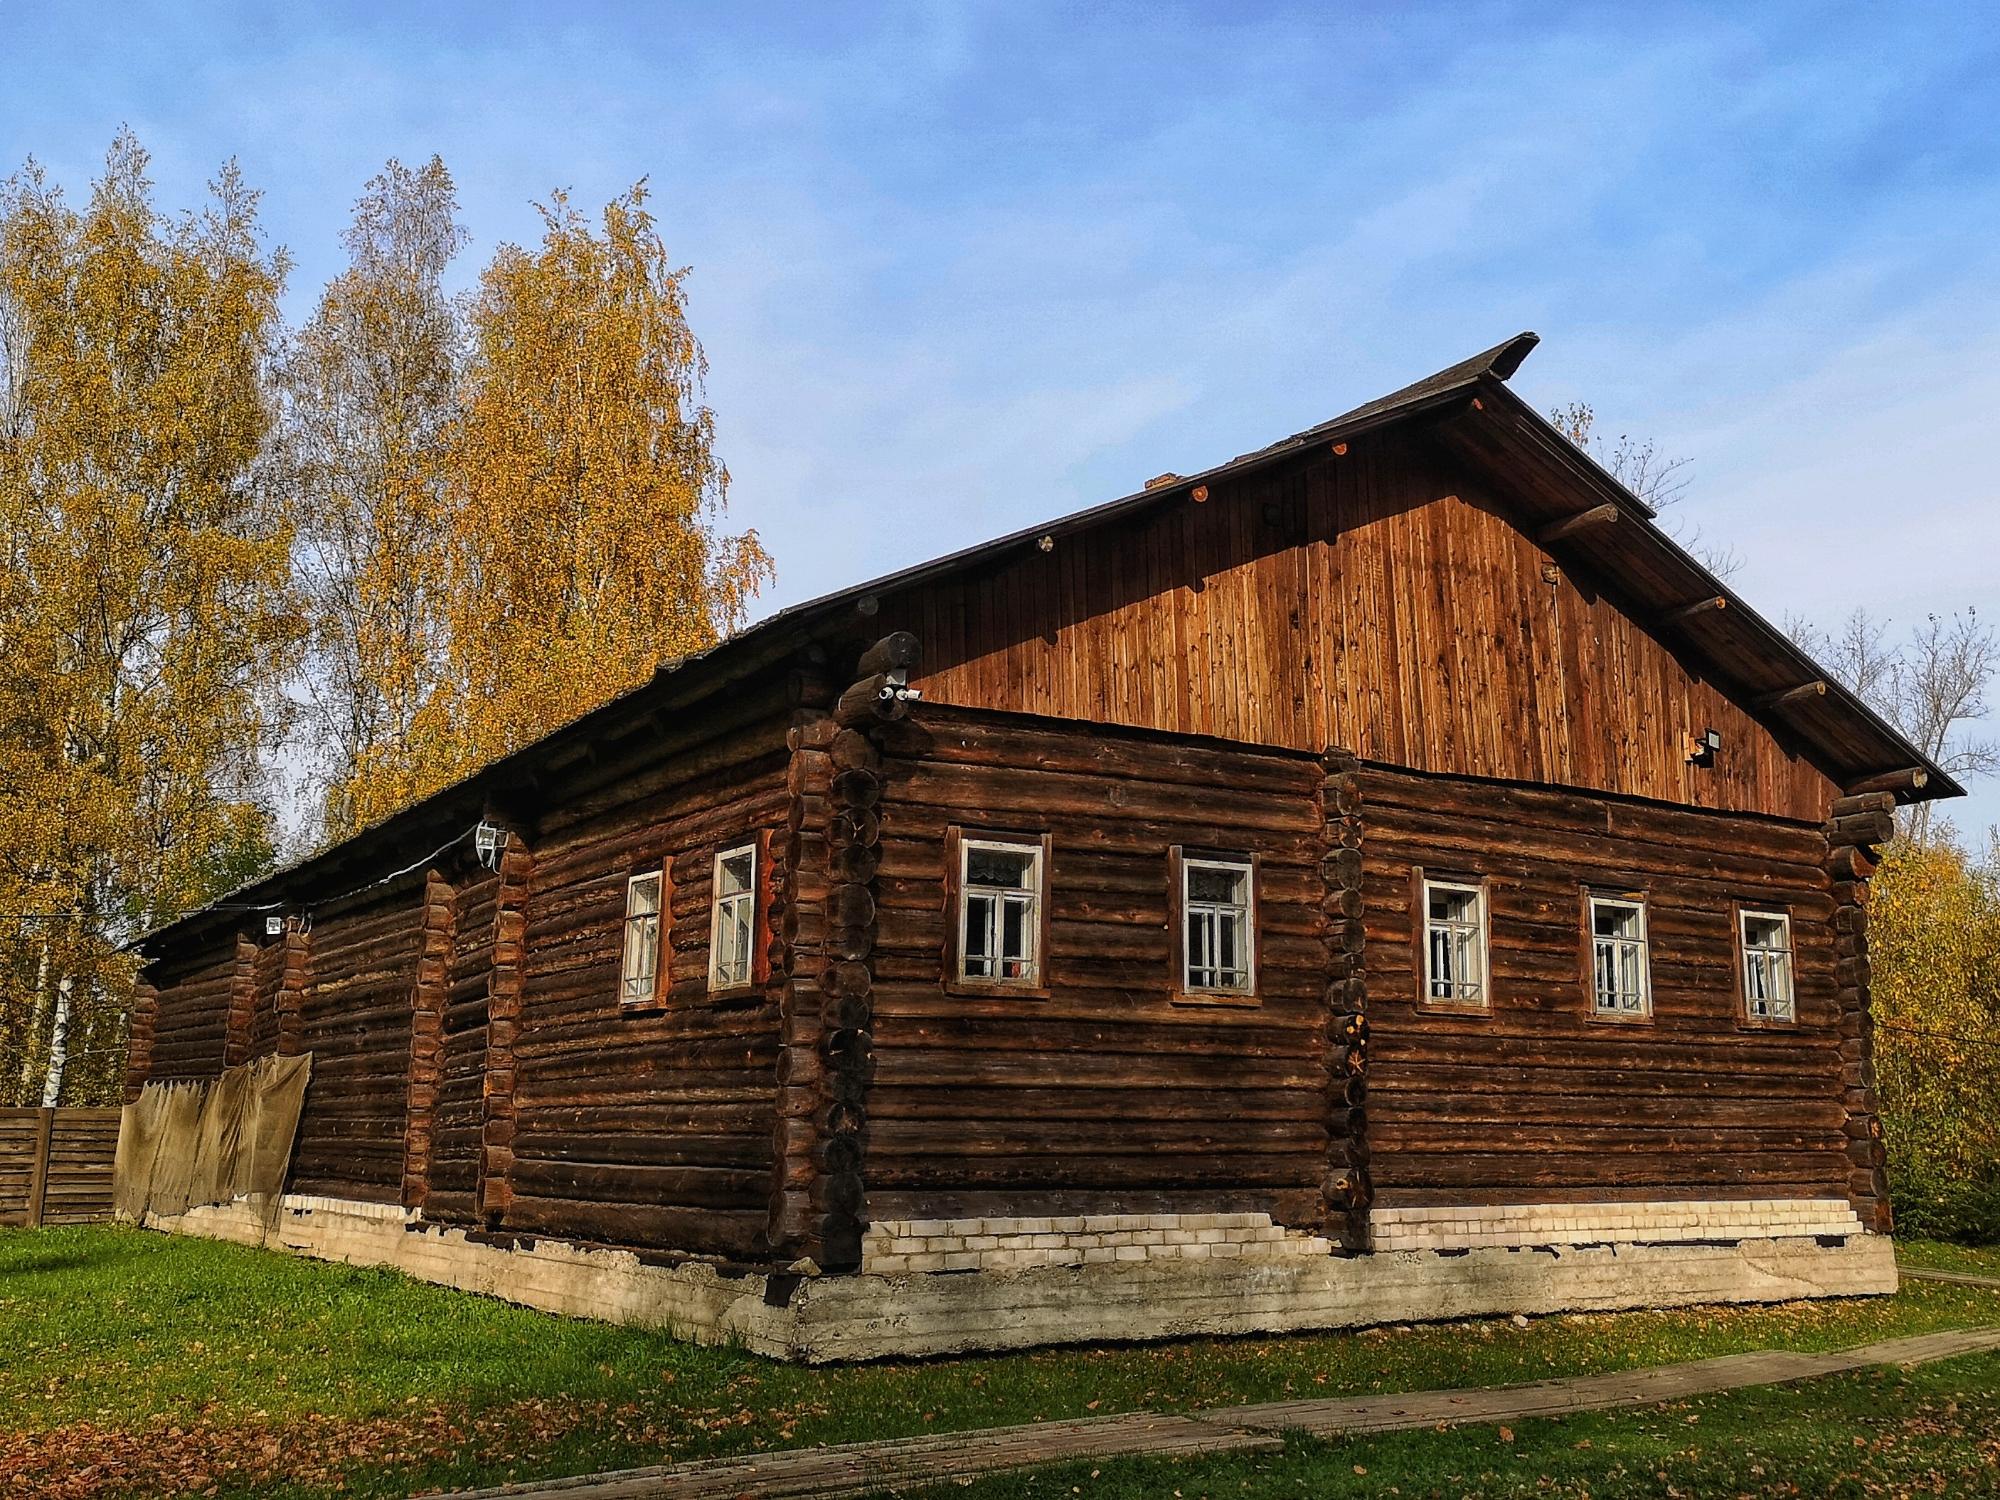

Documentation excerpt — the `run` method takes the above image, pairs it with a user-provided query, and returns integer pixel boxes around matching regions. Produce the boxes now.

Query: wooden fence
[0,1107,121,1227]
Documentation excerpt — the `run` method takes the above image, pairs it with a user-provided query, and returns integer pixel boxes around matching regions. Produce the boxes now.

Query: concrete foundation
[144,1195,1899,1363]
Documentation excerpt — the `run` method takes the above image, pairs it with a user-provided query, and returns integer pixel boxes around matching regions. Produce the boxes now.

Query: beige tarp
[114,1053,312,1222]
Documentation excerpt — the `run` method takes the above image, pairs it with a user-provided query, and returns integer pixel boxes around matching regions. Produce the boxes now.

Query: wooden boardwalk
[445,1325,2000,1500]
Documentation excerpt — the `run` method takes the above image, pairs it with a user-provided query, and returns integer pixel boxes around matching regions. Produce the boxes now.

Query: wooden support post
[1825,806,1891,1234]
[222,932,259,1069]
[782,635,917,1272]
[24,1107,53,1228]
[1535,502,1619,546]
[1319,747,1371,1249]
[769,721,837,1259]
[478,832,533,1225]
[276,919,311,1057]
[402,868,456,1212]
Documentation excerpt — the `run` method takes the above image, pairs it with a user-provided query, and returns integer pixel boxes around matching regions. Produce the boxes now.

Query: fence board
[0,1108,122,1227]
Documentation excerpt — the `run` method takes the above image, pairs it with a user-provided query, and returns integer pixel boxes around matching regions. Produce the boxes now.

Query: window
[1179,855,1256,996]
[1741,910,1796,1023]
[709,843,757,991]
[1422,878,1488,1008]
[1588,894,1651,1018]
[956,836,1045,987]
[620,869,665,1005]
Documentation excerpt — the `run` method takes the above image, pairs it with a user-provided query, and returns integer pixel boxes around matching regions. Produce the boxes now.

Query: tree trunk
[39,973,72,1108]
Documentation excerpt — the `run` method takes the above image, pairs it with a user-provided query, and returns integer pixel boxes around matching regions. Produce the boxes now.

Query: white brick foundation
[140,1194,1895,1363]
[862,1212,1334,1274]
[1371,1198,1865,1252]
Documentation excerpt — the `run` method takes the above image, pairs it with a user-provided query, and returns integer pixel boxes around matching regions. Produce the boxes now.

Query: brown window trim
[617,855,674,1012]
[706,828,774,1000]
[1169,845,1262,1008]
[943,825,1053,999]
[1733,900,1800,1030]
[1581,884,1655,1026]
[1410,865,1493,1016]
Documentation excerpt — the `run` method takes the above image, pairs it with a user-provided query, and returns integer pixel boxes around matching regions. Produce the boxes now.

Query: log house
[122,334,1955,1358]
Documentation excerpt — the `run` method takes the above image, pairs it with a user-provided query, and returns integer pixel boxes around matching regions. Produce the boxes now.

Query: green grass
[2,1225,1996,1497]
[1894,1237,2000,1278]
[911,1349,2000,1498]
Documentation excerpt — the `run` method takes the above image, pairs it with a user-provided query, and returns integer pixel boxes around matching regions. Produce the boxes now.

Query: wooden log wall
[866,704,1335,1227]
[289,885,426,1200]
[878,430,1838,821]
[1825,791,1894,1231]
[1359,764,1850,1206]
[123,984,158,1104]
[1319,749,1370,1245]
[142,948,236,1084]
[503,712,793,1258]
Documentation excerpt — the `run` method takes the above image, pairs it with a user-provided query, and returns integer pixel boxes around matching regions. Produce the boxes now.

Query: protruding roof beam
[1535,503,1620,546]
[1757,680,1828,710]
[1661,596,1729,626]
[1846,767,1930,798]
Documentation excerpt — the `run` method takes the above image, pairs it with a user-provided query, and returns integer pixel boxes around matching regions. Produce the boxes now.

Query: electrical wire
[0,822,486,930]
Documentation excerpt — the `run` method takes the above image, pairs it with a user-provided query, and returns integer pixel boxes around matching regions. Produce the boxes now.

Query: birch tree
[279,157,466,838]
[396,182,772,809]
[0,132,296,1104]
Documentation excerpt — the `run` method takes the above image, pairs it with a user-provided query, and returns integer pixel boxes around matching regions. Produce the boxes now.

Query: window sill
[1414,998,1493,1019]
[1737,1013,1800,1032]
[1586,1007,1655,1026]
[945,979,1051,1001]
[1170,988,1261,1009]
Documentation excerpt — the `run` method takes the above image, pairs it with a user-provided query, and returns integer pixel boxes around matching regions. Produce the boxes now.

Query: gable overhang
[135,332,1955,959]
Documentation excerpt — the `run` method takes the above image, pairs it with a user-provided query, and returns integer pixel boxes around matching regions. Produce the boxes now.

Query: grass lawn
[1893,1237,2000,1279]
[912,1349,2000,1498]
[2,1224,1997,1498]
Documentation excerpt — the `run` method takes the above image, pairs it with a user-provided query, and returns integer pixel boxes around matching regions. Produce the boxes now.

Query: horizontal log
[855,631,921,678]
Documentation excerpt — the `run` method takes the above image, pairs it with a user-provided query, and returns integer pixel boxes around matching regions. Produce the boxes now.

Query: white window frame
[1421,877,1489,1009]
[709,842,758,991]
[957,836,1044,987]
[1180,855,1257,997]
[1588,893,1652,1018]
[619,869,664,1006]
[1740,909,1797,1023]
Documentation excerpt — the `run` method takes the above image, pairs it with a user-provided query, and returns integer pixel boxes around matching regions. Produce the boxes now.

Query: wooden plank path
[444,1325,2000,1500]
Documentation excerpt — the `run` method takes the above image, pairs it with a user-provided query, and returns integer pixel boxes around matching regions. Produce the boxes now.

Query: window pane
[1188,865,1247,905]
[718,849,754,897]
[968,847,1034,889]
[1593,901,1638,939]
[963,889,1008,980]
[1429,887,1475,924]
[630,874,662,916]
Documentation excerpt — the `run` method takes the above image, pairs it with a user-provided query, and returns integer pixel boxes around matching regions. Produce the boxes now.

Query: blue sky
[6,2,1998,829]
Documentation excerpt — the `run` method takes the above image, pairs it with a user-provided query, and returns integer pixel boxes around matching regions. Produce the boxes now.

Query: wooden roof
[138,333,1955,957]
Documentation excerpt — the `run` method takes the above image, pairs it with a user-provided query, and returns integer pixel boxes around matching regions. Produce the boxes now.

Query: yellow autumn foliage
[337,181,772,829]
[1870,834,2000,1238]
[0,132,298,1103]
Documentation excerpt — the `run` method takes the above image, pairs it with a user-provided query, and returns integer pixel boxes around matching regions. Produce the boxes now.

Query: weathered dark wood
[1535,502,1620,545]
